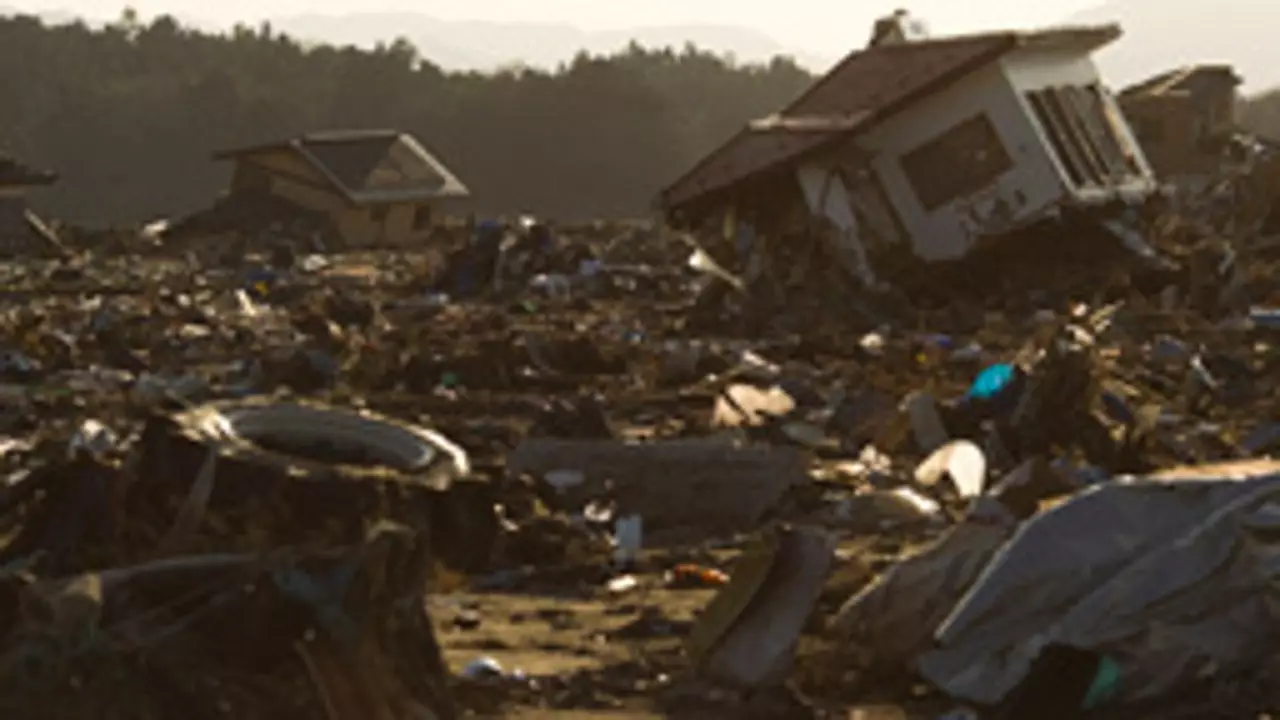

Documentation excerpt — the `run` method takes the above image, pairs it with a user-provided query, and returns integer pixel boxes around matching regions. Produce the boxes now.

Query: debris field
[2,159,1280,720]
[4,18,1280,716]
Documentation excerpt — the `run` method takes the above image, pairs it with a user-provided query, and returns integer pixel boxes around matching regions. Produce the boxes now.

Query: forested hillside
[13,9,1280,227]
[0,10,814,224]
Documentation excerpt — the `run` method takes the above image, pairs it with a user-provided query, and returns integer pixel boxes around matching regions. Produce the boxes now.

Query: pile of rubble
[7,159,1280,719]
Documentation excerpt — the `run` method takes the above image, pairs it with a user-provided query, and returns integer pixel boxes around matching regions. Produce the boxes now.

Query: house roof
[1119,64,1243,99]
[657,24,1122,212]
[214,129,469,204]
[0,155,57,187]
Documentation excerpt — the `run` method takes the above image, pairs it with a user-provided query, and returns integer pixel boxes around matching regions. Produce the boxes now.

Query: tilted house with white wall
[657,16,1157,282]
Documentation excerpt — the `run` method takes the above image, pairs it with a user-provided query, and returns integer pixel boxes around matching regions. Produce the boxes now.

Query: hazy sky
[7,0,1106,57]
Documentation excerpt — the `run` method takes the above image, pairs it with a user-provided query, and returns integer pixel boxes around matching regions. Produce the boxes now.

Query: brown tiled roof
[214,130,469,204]
[658,25,1121,211]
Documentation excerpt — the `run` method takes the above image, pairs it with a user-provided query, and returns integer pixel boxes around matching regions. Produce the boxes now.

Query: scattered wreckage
[10,161,1280,717]
[6,14,1280,720]
[0,395,490,719]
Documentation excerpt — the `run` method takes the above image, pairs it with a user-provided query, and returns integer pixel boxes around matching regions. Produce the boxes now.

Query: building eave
[657,41,1012,212]
[213,130,470,207]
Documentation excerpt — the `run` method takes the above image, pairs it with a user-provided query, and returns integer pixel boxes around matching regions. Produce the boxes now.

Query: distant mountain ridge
[269,12,837,71]
[6,4,1269,93]
[0,5,838,71]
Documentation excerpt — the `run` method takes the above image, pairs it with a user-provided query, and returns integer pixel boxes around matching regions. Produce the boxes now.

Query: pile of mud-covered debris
[8,159,1280,720]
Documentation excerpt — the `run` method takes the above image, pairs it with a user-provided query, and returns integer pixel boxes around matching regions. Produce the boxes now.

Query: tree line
[0,10,815,226]
[10,11,1280,228]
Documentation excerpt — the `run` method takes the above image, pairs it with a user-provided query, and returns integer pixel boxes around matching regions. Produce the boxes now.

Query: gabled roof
[1119,64,1243,99]
[0,155,57,187]
[214,129,469,204]
[657,25,1121,212]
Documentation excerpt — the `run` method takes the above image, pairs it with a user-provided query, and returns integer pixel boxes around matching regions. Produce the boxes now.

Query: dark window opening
[414,204,433,230]
[899,113,1013,211]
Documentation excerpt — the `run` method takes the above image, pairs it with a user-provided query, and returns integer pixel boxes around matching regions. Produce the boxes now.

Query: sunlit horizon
[0,0,1107,60]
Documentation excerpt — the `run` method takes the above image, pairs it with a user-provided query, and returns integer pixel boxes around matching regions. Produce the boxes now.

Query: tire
[129,399,495,570]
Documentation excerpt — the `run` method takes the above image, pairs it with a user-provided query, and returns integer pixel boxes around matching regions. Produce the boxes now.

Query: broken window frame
[899,113,1014,212]
[1028,90,1088,187]
[1026,85,1141,190]
[1062,87,1119,180]
[1046,89,1110,183]
[1071,85,1138,178]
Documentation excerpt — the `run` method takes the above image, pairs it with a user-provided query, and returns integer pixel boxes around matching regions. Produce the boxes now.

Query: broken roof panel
[214,130,469,205]
[657,25,1122,212]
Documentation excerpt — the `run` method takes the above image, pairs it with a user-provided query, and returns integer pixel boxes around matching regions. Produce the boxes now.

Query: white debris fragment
[68,419,117,459]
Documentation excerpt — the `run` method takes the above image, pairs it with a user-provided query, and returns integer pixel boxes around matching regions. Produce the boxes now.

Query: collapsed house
[657,14,1158,286]
[168,129,469,251]
[1119,65,1244,185]
[0,153,63,258]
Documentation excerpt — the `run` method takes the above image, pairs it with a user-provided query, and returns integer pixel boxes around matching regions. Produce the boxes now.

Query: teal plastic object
[1082,656,1122,710]
[967,363,1016,400]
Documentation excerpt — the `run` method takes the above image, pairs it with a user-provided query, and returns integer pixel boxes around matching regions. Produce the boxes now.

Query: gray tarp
[830,495,1015,668]
[920,469,1280,706]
